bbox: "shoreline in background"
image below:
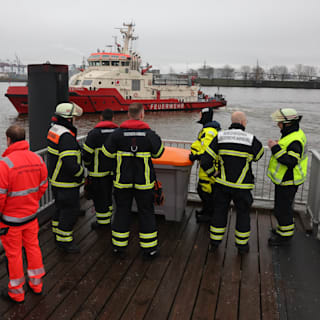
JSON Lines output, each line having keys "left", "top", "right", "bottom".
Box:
{"left": 2, "top": 76, "right": 320, "bottom": 90}
{"left": 197, "top": 78, "right": 320, "bottom": 89}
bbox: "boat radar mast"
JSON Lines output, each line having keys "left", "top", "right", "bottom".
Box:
{"left": 119, "top": 23, "right": 138, "bottom": 55}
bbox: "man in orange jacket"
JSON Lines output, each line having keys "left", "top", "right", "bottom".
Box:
{"left": 0, "top": 125, "right": 48, "bottom": 303}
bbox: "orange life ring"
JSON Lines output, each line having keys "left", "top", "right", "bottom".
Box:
{"left": 133, "top": 93, "right": 138, "bottom": 98}
{"left": 191, "top": 91, "right": 195, "bottom": 96}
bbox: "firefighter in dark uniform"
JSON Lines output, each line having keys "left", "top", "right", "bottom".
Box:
{"left": 267, "top": 108, "right": 308, "bottom": 246}
{"left": 83, "top": 109, "right": 118, "bottom": 229}
{"left": 102, "top": 103, "right": 164, "bottom": 259}
{"left": 201, "top": 111, "right": 264, "bottom": 254}
{"left": 189, "top": 107, "right": 221, "bottom": 223}
{"left": 47, "top": 102, "right": 84, "bottom": 253}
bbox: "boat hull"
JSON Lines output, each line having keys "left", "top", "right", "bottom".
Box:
{"left": 5, "top": 86, "right": 227, "bottom": 114}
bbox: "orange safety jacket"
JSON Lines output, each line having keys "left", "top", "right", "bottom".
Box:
{"left": 0, "top": 140, "right": 48, "bottom": 226}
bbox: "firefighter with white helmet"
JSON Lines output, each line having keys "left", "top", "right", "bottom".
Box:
{"left": 267, "top": 108, "right": 308, "bottom": 246}
{"left": 47, "top": 102, "right": 84, "bottom": 253}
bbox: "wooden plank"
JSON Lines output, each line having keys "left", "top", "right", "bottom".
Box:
{"left": 215, "top": 209, "right": 241, "bottom": 320}
{"left": 169, "top": 222, "right": 209, "bottom": 319}
{"left": 71, "top": 221, "right": 143, "bottom": 320}
{"left": 239, "top": 211, "right": 261, "bottom": 320}
{"left": 119, "top": 207, "right": 194, "bottom": 320}
{"left": 191, "top": 218, "right": 229, "bottom": 320}
{"left": 143, "top": 208, "right": 200, "bottom": 320}
{"left": 258, "top": 213, "right": 280, "bottom": 320}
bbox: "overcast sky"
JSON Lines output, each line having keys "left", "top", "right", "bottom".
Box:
{"left": 1, "top": 0, "right": 320, "bottom": 73}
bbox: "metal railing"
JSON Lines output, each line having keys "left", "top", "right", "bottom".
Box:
{"left": 36, "top": 137, "right": 311, "bottom": 214}
{"left": 306, "top": 150, "right": 320, "bottom": 238}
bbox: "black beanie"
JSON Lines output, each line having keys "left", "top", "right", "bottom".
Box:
{"left": 198, "top": 107, "right": 213, "bottom": 125}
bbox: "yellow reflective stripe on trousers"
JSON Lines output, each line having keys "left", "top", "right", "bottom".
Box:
{"left": 96, "top": 211, "right": 112, "bottom": 218}
{"left": 139, "top": 231, "right": 158, "bottom": 239}
{"left": 140, "top": 240, "right": 158, "bottom": 248}
{"left": 210, "top": 226, "right": 226, "bottom": 233}
{"left": 235, "top": 230, "right": 250, "bottom": 238}
{"left": 278, "top": 224, "right": 295, "bottom": 231}
{"left": 210, "top": 233, "right": 224, "bottom": 240}
{"left": 112, "top": 230, "right": 130, "bottom": 238}
{"left": 276, "top": 229, "right": 294, "bottom": 237}
{"left": 55, "top": 229, "right": 73, "bottom": 236}
{"left": 56, "top": 235, "right": 73, "bottom": 242}
{"left": 112, "top": 239, "right": 128, "bottom": 247}
{"left": 235, "top": 237, "right": 249, "bottom": 245}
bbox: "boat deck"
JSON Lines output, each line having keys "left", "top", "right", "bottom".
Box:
{"left": 0, "top": 201, "right": 319, "bottom": 320}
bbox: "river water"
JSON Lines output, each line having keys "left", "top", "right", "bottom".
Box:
{"left": 0, "top": 82, "right": 319, "bottom": 154}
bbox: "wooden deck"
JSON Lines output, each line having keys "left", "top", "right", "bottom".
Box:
{"left": 0, "top": 200, "right": 308, "bottom": 320}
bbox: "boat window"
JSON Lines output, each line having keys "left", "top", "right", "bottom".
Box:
{"left": 102, "top": 61, "right": 110, "bottom": 66}
{"left": 132, "top": 80, "right": 140, "bottom": 91}
{"left": 71, "top": 79, "right": 81, "bottom": 85}
{"left": 82, "top": 80, "right": 93, "bottom": 86}
{"left": 121, "top": 62, "right": 126, "bottom": 66}
{"left": 111, "top": 61, "right": 119, "bottom": 66}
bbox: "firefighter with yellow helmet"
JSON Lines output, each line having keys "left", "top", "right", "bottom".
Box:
{"left": 47, "top": 102, "right": 84, "bottom": 253}
{"left": 267, "top": 108, "right": 308, "bottom": 246}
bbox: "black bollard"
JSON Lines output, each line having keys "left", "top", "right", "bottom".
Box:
{"left": 28, "top": 63, "right": 69, "bottom": 152}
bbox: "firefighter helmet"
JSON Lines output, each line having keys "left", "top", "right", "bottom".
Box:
{"left": 271, "top": 108, "right": 300, "bottom": 123}
{"left": 55, "top": 102, "right": 83, "bottom": 118}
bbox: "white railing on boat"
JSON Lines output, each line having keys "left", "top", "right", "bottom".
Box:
{"left": 36, "top": 137, "right": 318, "bottom": 234}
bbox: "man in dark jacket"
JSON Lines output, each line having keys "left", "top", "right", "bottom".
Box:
{"left": 47, "top": 102, "right": 84, "bottom": 253}
{"left": 201, "top": 111, "right": 264, "bottom": 255}
{"left": 0, "top": 125, "right": 47, "bottom": 303}
{"left": 102, "top": 103, "right": 164, "bottom": 259}
{"left": 83, "top": 109, "right": 118, "bottom": 229}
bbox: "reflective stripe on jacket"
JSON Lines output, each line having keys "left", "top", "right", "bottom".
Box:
{"left": 83, "top": 121, "right": 118, "bottom": 177}
{"left": 47, "top": 123, "right": 84, "bottom": 188}
{"left": 201, "top": 124, "right": 264, "bottom": 189}
{"left": 103, "top": 119, "right": 164, "bottom": 190}
{"left": 268, "top": 129, "right": 308, "bottom": 185}
{"left": 0, "top": 140, "right": 48, "bottom": 226}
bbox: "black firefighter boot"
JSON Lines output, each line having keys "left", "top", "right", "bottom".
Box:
{"left": 57, "top": 241, "right": 81, "bottom": 254}
{"left": 268, "top": 233, "right": 292, "bottom": 246}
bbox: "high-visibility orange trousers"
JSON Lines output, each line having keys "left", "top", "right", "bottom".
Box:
{"left": 0, "top": 219, "right": 45, "bottom": 302}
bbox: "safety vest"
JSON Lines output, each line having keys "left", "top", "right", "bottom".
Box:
{"left": 47, "top": 124, "right": 84, "bottom": 188}
{"left": 268, "top": 129, "right": 308, "bottom": 186}
{"left": 191, "top": 126, "right": 219, "bottom": 192}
